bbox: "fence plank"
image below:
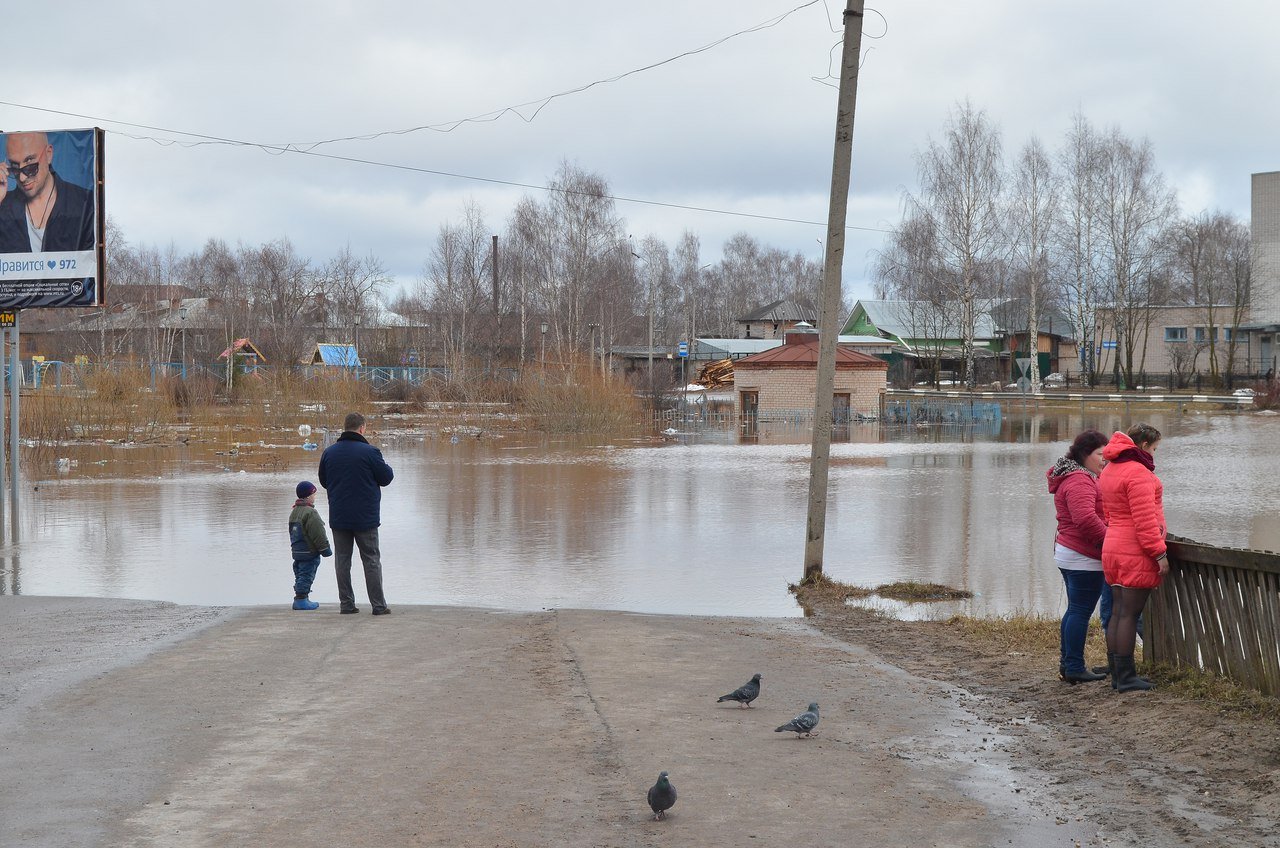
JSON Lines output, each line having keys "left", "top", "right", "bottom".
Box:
{"left": 1257, "top": 571, "right": 1280, "bottom": 696}
{"left": 1155, "top": 540, "right": 1280, "bottom": 696}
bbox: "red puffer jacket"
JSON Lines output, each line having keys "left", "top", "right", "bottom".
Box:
{"left": 1098, "top": 431, "right": 1167, "bottom": 588}
{"left": 1046, "top": 461, "right": 1107, "bottom": 560}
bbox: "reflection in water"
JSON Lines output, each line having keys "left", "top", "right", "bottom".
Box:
{"left": 11, "top": 410, "right": 1279, "bottom": 618}
{"left": 0, "top": 549, "right": 17, "bottom": 595}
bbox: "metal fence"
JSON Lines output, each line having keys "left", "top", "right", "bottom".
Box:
{"left": 883, "top": 396, "right": 1002, "bottom": 428}
{"left": 1149, "top": 536, "right": 1280, "bottom": 696}
{"left": 24, "top": 361, "right": 524, "bottom": 391}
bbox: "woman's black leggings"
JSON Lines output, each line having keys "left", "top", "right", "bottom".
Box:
{"left": 1106, "top": 585, "right": 1151, "bottom": 656}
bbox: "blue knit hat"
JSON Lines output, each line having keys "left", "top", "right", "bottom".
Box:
{"left": 296, "top": 480, "right": 317, "bottom": 498}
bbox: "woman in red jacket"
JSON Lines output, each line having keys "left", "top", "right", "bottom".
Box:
{"left": 1099, "top": 423, "right": 1169, "bottom": 692}
{"left": 1046, "top": 429, "right": 1110, "bottom": 684}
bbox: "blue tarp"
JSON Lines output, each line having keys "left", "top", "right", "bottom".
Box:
{"left": 314, "top": 344, "right": 361, "bottom": 367}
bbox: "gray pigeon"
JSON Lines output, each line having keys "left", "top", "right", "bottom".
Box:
{"left": 775, "top": 702, "right": 820, "bottom": 737}
{"left": 717, "top": 673, "right": 762, "bottom": 708}
{"left": 647, "top": 771, "right": 677, "bottom": 820}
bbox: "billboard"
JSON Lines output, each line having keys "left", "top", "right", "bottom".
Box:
{"left": 0, "top": 127, "right": 104, "bottom": 308}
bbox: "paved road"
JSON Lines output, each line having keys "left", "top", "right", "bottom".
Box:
{"left": 1, "top": 597, "right": 1090, "bottom": 847}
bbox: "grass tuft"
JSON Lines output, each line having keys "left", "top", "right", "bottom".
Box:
{"left": 877, "top": 581, "right": 973, "bottom": 601}
{"left": 790, "top": 576, "right": 971, "bottom": 605}
{"left": 1145, "top": 663, "right": 1280, "bottom": 721}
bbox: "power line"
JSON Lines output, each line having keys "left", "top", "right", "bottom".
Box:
{"left": 1, "top": 2, "right": 826, "bottom": 153}
{"left": 0, "top": 0, "right": 894, "bottom": 235}
{"left": 0, "top": 103, "right": 892, "bottom": 234}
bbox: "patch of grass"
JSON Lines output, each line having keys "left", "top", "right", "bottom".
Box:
{"left": 942, "top": 612, "right": 1062, "bottom": 654}
{"left": 790, "top": 576, "right": 971, "bottom": 605}
{"left": 877, "top": 581, "right": 972, "bottom": 602}
{"left": 1146, "top": 663, "right": 1280, "bottom": 721}
{"left": 789, "top": 575, "right": 873, "bottom": 604}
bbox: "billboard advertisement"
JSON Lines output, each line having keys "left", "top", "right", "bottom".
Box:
{"left": 0, "top": 127, "right": 104, "bottom": 308}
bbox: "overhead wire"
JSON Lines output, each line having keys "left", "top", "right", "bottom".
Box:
{"left": 0, "top": 103, "right": 893, "bottom": 234}
{"left": 0, "top": 0, "right": 894, "bottom": 234}
{"left": 2, "top": 1, "right": 828, "bottom": 153}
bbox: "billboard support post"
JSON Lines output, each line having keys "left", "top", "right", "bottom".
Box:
{"left": 9, "top": 312, "right": 17, "bottom": 542}
{"left": 0, "top": 127, "right": 106, "bottom": 542}
{"left": 0, "top": 326, "right": 6, "bottom": 545}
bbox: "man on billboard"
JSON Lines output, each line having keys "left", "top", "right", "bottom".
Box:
{"left": 0, "top": 131, "right": 95, "bottom": 253}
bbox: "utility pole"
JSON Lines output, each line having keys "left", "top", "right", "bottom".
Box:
{"left": 631, "top": 250, "right": 653, "bottom": 393}
{"left": 803, "top": 0, "right": 866, "bottom": 583}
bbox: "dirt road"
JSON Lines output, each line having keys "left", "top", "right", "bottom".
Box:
{"left": 4, "top": 595, "right": 1264, "bottom": 846}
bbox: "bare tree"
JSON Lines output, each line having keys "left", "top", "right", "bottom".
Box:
{"left": 244, "top": 238, "right": 314, "bottom": 366}
{"left": 907, "top": 101, "right": 1007, "bottom": 387}
{"left": 1095, "top": 129, "right": 1177, "bottom": 387}
{"left": 319, "top": 245, "right": 391, "bottom": 342}
{"left": 1009, "top": 136, "right": 1059, "bottom": 391}
{"left": 1174, "top": 212, "right": 1251, "bottom": 386}
{"left": 423, "top": 202, "right": 493, "bottom": 373}
{"left": 1054, "top": 113, "right": 1106, "bottom": 385}
{"left": 672, "top": 231, "right": 704, "bottom": 345}
{"left": 1166, "top": 339, "right": 1207, "bottom": 388}
{"left": 875, "top": 213, "right": 956, "bottom": 385}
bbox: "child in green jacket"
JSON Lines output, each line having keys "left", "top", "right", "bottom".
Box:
{"left": 289, "top": 481, "right": 333, "bottom": 610}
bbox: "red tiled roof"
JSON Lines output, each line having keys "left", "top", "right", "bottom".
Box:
{"left": 735, "top": 338, "right": 887, "bottom": 369}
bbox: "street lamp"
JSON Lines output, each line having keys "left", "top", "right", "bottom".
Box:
{"left": 631, "top": 250, "right": 653, "bottom": 392}
{"left": 587, "top": 322, "right": 601, "bottom": 376}
{"left": 178, "top": 306, "right": 188, "bottom": 377}
{"left": 540, "top": 321, "right": 548, "bottom": 369}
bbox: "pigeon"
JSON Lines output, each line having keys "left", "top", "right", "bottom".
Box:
{"left": 647, "top": 771, "right": 677, "bottom": 820}
{"left": 717, "top": 673, "right": 762, "bottom": 708}
{"left": 775, "top": 702, "right": 820, "bottom": 737}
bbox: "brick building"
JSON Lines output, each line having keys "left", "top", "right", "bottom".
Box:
{"left": 733, "top": 329, "right": 887, "bottom": 427}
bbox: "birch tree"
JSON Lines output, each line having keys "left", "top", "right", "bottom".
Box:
{"left": 1009, "top": 136, "right": 1059, "bottom": 391}
{"left": 1095, "top": 130, "right": 1178, "bottom": 387}
{"left": 908, "top": 101, "right": 1006, "bottom": 387}
{"left": 1054, "top": 114, "right": 1106, "bottom": 385}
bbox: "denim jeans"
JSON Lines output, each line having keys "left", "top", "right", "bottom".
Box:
{"left": 293, "top": 554, "right": 321, "bottom": 597}
{"left": 1059, "top": 568, "right": 1106, "bottom": 675}
{"left": 1099, "top": 582, "right": 1113, "bottom": 632}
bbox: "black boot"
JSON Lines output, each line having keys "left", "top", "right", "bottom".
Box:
{"left": 1060, "top": 667, "right": 1107, "bottom": 684}
{"left": 1113, "top": 655, "right": 1152, "bottom": 692}
{"left": 1091, "top": 652, "right": 1115, "bottom": 679}
{"left": 1099, "top": 652, "right": 1117, "bottom": 689}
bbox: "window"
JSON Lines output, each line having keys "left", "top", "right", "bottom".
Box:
{"left": 1165, "top": 327, "right": 1187, "bottom": 342}
{"left": 1194, "top": 326, "right": 1217, "bottom": 343}
{"left": 1224, "top": 327, "right": 1234, "bottom": 342}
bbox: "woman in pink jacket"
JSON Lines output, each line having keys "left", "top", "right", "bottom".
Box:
{"left": 1099, "top": 423, "right": 1169, "bottom": 693}
{"left": 1046, "top": 429, "right": 1110, "bottom": 684}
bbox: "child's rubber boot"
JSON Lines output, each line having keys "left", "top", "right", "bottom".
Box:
{"left": 292, "top": 597, "right": 319, "bottom": 611}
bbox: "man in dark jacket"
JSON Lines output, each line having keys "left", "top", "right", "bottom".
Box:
{"left": 318, "top": 412, "right": 395, "bottom": 615}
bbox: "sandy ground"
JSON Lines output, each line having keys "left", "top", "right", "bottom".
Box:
{"left": 1, "top": 596, "right": 1276, "bottom": 847}
{"left": 799, "top": 594, "right": 1280, "bottom": 848}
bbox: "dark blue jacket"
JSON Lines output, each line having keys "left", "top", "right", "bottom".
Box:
{"left": 318, "top": 431, "right": 394, "bottom": 531}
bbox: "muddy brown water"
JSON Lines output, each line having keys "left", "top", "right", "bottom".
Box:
{"left": 2, "top": 409, "right": 1275, "bottom": 617}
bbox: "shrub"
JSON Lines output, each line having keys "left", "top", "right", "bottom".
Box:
{"left": 518, "top": 365, "right": 641, "bottom": 435}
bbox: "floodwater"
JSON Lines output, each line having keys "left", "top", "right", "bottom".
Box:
{"left": 2, "top": 408, "right": 1277, "bottom": 618}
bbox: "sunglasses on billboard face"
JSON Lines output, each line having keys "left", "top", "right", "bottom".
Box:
{"left": 7, "top": 163, "right": 40, "bottom": 179}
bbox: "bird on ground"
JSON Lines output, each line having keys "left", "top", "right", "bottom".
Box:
{"left": 717, "top": 673, "right": 762, "bottom": 708}
{"left": 775, "top": 702, "right": 820, "bottom": 737}
{"left": 647, "top": 771, "right": 677, "bottom": 820}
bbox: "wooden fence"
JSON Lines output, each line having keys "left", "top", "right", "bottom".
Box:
{"left": 1148, "top": 535, "right": 1280, "bottom": 696}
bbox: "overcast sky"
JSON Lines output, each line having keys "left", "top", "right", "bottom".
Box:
{"left": 3, "top": 1, "right": 1275, "bottom": 305}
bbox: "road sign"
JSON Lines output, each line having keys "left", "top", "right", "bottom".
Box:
{"left": 1101, "top": 340, "right": 1117, "bottom": 350}
{"left": 677, "top": 341, "right": 689, "bottom": 358}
